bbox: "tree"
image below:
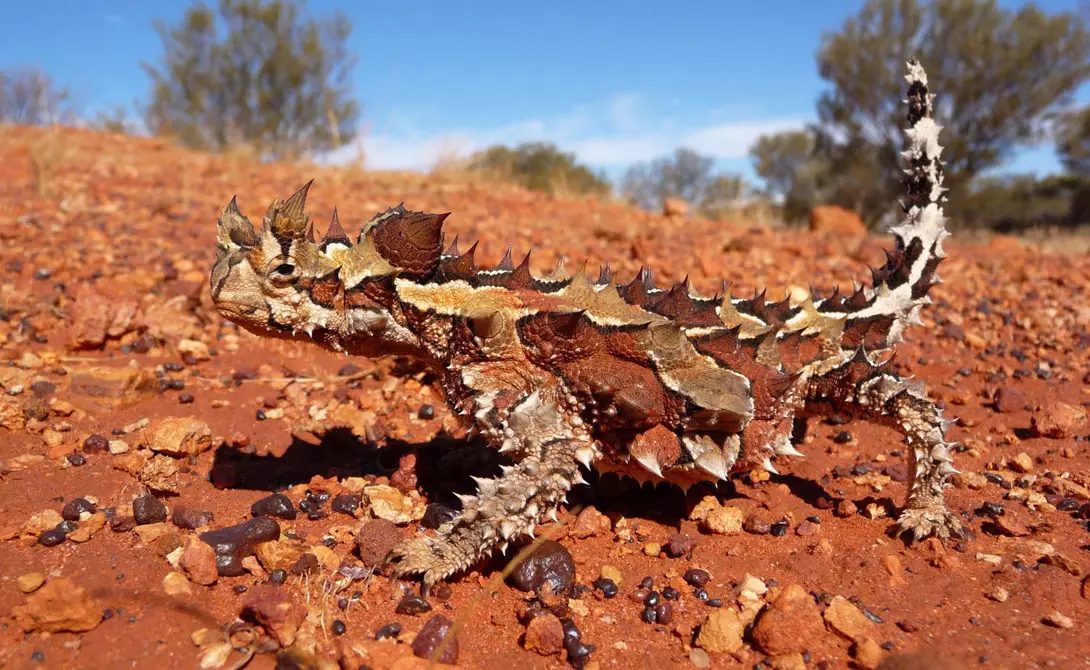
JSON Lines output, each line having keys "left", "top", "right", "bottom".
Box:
{"left": 748, "top": 130, "right": 827, "bottom": 223}
{"left": 467, "top": 142, "right": 612, "bottom": 197}
{"left": 142, "top": 0, "right": 359, "bottom": 160}
{"left": 1057, "top": 104, "right": 1090, "bottom": 177}
{"left": 0, "top": 67, "right": 73, "bottom": 126}
{"left": 813, "top": 0, "right": 1090, "bottom": 226}
{"left": 621, "top": 147, "right": 717, "bottom": 212}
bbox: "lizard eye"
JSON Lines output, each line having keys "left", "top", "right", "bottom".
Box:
{"left": 267, "top": 261, "right": 299, "bottom": 285}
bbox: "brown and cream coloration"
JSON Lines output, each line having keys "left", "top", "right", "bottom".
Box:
{"left": 210, "top": 60, "right": 962, "bottom": 585}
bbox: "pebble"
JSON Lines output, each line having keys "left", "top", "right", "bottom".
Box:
{"left": 375, "top": 622, "right": 401, "bottom": 640}
{"left": 664, "top": 533, "right": 696, "bottom": 557}
{"left": 62, "top": 498, "right": 96, "bottom": 521}
{"left": 330, "top": 493, "right": 362, "bottom": 516}
{"left": 198, "top": 517, "right": 282, "bottom": 576}
{"left": 599, "top": 564, "right": 623, "bottom": 587}
{"left": 250, "top": 493, "right": 297, "bottom": 520}
{"left": 695, "top": 609, "right": 744, "bottom": 654}
{"left": 420, "top": 503, "right": 458, "bottom": 529}
{"left": 83, "top": 434, "right": 109, "bottom": 454}
{"left": 17, "top": 572, "right": 46, "bottom": 593}
{"left": 356, "top": 519, "right": 401, "bottom": 570}
{"left": 38, "top": 526, "right": 68, "bottom": 546}
{"left": 132, "top": 494, "right": 167, "bottom": 525}
{"left": 751, "top": 584, "right": 825, "bottom": 654}
{"left": 592, "top": 578, "right": 618, "bottom": 598}
{"left": 171, "top": 507, "right": 214, "bottom": 530}
{"left": 507, "top": 540, "right": 575, "bottom": 595}
{"left": 289, "top": 553, "right": 319, "bottom": 575}
{"left": 142, "top": 416, "right": 212, "bottom": 457}
{"left": 395, "top": 593, "right": 432, "bottom": 616}
{"left": 66, "top": 453, "right": 87, "bottom": 467}
{"left": 180, "top": 537, "right": 219, "bottom": 585}
{"left": 570, "top": 506, "right": 611, "bottom": 538}
{"left": 1044, "top": 611, "right": 1074, "bottom": 629}
{"left": 684, "top": 568, "right": 711, "bottom": 588}
{"left": 744, "top": 514, "right": 771, "bottom": 534}
{"left": 331, "top": 619, "right": 346, "bottom": 635}
{"left": 824, "top": 596, "right": 877, "bottom": 643}
{"left": 411, "top": 614, "right": 459, "bottom": 664}
{"left": 524, "top": 612, "right": 564, "bottom": 655}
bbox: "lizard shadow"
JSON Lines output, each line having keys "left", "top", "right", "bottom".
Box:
{"left": 208, "top": 427, "right": 512, "bottom": 508}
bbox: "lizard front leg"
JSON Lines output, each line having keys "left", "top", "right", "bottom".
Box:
{"left": 387, "top": 361, "right": 595, "bottom": 586}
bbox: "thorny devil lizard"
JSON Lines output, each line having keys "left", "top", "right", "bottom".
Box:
{"left": 210, "top": 60, "right": 963, "bottom": 586}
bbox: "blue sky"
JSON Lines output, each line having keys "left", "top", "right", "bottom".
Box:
{"left": 4, "top": 0, "right": 1087, "bottom": 182}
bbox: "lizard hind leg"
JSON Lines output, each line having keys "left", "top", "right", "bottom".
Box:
{"left": 811, "top": 368, "right": 963, "bottom": 541}
{"left": 386, "top": 436, "right": 586, "bottom": 586}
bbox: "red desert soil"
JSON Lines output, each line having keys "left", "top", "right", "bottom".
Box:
{"left": 1, "top": 126, "right": 1089, "bottom": 670}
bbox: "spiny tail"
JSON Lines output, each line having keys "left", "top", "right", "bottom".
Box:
{"left": 816, "top": 59, "right": 950, "bottom": 348}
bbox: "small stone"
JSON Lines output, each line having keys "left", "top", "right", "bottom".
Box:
{"left": 330, "top": 493, "right": 362, "bottom": 516}
{"left": 83, "top": 434, "right": 109, "bottom": 453}
{"left": 250, "top": 493, "right": 297, "bottom": 520}
{"left": 744, "top": 514, "right": 771, "bottom": 534}
{"left": 702, "top": 506, "right": 744, "bottom": 535}
{"left": 61, "top": 498, "right": 96, "bottom": 522}
{"left": 411, "top": 613, "right": 458, "bottom": 664}
{"left": 162, "top": 571, "right": 195, "bottom": 596}
{"left": 133, "top": 494, "right": 167, "bottom": 525}
{"left": 824, "top": 595, "right": 876, "bottom": 643}
{"left": 241, "top": 585, "right": 305, "bottom": 647}
{"left": 180, "top": 537, "right": 219, "bottom": 585}
{"left": 364, "top": 484, "right": 415, "bottom": 524}
{"left": 689, "top": 648, "right": 711, "bottom": 668}
{"left": 643, "top": 542, "right": 662, "bottom": 557}
{"left": 395, "top": 594, "right": 432, "bottom": 616}
{"left": 664, "top": 533, "right": 696, "bottom": 558}
{"left": 420, "top": 503, "right": 458, "bottom": 529}
{"left": 1009, "top": 452, "right": 1034, "bottom": 474}
{"left": 794, "top": 520, "right": 818, "bottom": 536}
{"left": 752, "top": 584, "right": 825, "bottom": 654}
{"left": 836, "top": 500, "right": 857, "bottom": 518}
{"left": 507, "top": 540, "right": 575, "bottom": 595}
{"left": 985, "top": 586, "right": 1009, "bottom": 602}
{"left": 331, "top": 619, "right": 346, "bottom": 635}
{"left": 199, "top": 517, "right": 282, "bottom": 576}
{"left": 17, "top": 572, "right": 46, "bottom": 594}
{"left": 993, "top": 387, "right": 1025, "bottom": 414}
{"left": 992, "top": 514, "right": 1030, "bottom": 537}
{"left": 172, "top": 507, "right": 214, "bottom": 530}
{"left": 375, "top": 622, "right": 401, "bottom": 640}
{"left": 853, "top": 637, "right": 884, "bottom": 670}
{"left": 524, "top": 612, "right": 564, "bottom": 655}
{"left": 695, "top": 609, "right": 744, "bottom": 654}
{"left": 1044, "top": 611, "right": 1074, "bottom": 629}
{"left": 357, "top": 519, "right": 401, "bottom": 571}
{"left": 65, "top": 453, "right": 87, "bottom": 467}
{"left": 38, "top": 527, "right": 68, "bottom": 547}
{"left": 23, "top": 509, "right": 64, "bottom": 537}
{"left": 684, "top": 568, "right": 710, "bottom": 588}
{"left": 12, "top": 578, "right": 103, "bottom": 633}
{"left": 571, "top": 506, "right": 611, "bottom": 538}
{"left": 738, "top": 574, "right": 768, "bottom": 596}
{"left": 289, "top": 553, "right": 319, "bottom": 575}
{"left": 1032, "top": 402, "right": 1087, "bottom": 439}
{"left": 142, "top": 417, "right": 213, "bottom": 457}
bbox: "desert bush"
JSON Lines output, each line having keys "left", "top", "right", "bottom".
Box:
{"left": 0, "top": 67, "right": 73, "bottom": 126}
{"left": 620, "top": 147, "right": 750, "bottom": 218}
{"left": 466, "top": 142, "right": 612, "bottom": 197}
{"left": 142, "top": 0, "right": 359, "bottom": 161}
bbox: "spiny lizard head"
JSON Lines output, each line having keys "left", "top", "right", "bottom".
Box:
{"left": 210, "top": 180, "right": 449, "bottom": 351}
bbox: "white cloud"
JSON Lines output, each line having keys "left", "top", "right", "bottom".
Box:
{"left": 320, "top": 92, "right": 808, "bottom": 172}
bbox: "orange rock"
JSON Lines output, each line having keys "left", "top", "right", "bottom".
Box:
{"left": 12, "top": 578, "right": 103, "bottom": 633}
{"left": 809, "top": 205, "right": 867, "bottom": 237}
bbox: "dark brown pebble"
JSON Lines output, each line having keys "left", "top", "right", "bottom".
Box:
{"left": 133, "top": 494, "right": 167, "bottom": 525}
{"left": 65, "top": 453, "right": 87, "bottom": 467}
{"left": 417, "top": 404, "right": 435, "bottom": 420}
{"left": 250, "top": 493, "right": 297, "bottom": 520}
{"left": 630, "top": 588, "right": 650, "bottom": 603}
{"left": 592, "top": 578, "right": 618, "bottom": 598}
{"left": 770, "top": 520, "right": 789, "bottom": 536}
{"left": 269, "top": 569, "right": 286, "bottom": 584}
{"left": 172, "top": 507, "right": 214, "bottom": 529}
{"left": 654, "top": 601, "right": 674, "bottom": 624}
{"left": 290, "top": 553, "right": 319, "bottom": 575}
{"left": 706, "top": 598, "right": 723, "bottom": 607}
{"left": 375, "top": 622, "right": 401, "bottom": 640}
{"left": 411, "top": 614, "right": 458, "bottom": 664}
{"left": 683, "top": 569, "right": 710, "bottom": 588}
{"left": 993, "top": 387, "right": 1025, "bottom": 414}
{"left": 638, "top": 576, "right": 654, "bottom": 589}
{"left": 640, "top": 607, "right": 657, "bottom": 623}
{"left": 30, "top": 380, "right": 56, "bottom": 397}
{"left": 431, "top": 583, "right": 453, "bottom": 602}
{"left": 178, "top": 394, "right": 194, "bottom": 404}
{"left": 83, "top": 434, "right": 109, "bottom": 453}
{"left": 330, "top": 494, "right": 361, "bottom": 516}
{"left": 420, "top": 503, "right": 458, "bottom": 530}
{"left": 337, "top": 363, "right": 363, "bottom": 376}
{"left": 38, "top": 526, "right": 67, "bottom": 546}
{"left": 395, "top": 594, "right": 432, "bottom": 616}
{"left": 662, "top": 586, "right": 679, "bottom": 600}
{"left": 664, "top": 533, "right": 695, "bottom": 558}
{"left": 332, "top": 619, "right": 346, "bottom": 635}
{"left": 62, "top": 497, "right": 96, "bottom": 521}
{"left": 506, "top": 540, "right": 575, "bottom": 595}
{"left": 795, "top": 520, "right": 818, "bottom": 536}
{"left": 199, "top": 517, "right": 282, "bottom": 576}
{"left": 897, "top": 620, "right": 920, "bottom": 633}
{"left": 356, "top": 519, "right": 401, "bottom": 571}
